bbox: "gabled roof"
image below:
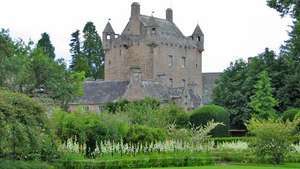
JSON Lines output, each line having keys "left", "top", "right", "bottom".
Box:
{"left": 103, "top": 22, "right": 115, "bottom": 33}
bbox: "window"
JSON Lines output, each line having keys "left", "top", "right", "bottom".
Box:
{"left": 106, "top": 35, "right": 111, "bottom": 40}
{"left": 83, "top": 106, "right": 89, "bottom": 112}
{"left": 196, "top": 64, "right": 198, "bottom": 68}
{"left": 168, "top": 55, "right": 173, "bottom": 67}
{"left": 182, "top": 79, "right": 186, "bottom": 87}
{"left": 197, "top": 36, "right": 201, "bottom": 42}
{"left": 169, "top": 78, "right": 173, "bottom": 88}
{"left": 181, "top": 57, "right": 186, "bottom": 68}
{"left": 151, "top": 28, "right": 156, "bottom": 34}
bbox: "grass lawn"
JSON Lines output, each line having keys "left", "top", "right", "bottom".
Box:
{"left": 141, "top": 163, "right": 300, "bottom": 169}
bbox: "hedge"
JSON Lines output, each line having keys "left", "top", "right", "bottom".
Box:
{"left": 57, "top": 156, "right": 217, "bottom": 169}
{"left": 190, "top": 105, "right": 230, "bottom": 137}
{"left": 0, "top": 160, "right": 56, "bottom": 169}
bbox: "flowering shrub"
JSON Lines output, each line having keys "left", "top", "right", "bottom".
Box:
{"left": 58, "top": 139, "right": 216, "bottom": 156}
{"left": 292, "top": 143, "right": 300, "bottom": 153}
{"left": 247, "top": 118, "right": 300, "bottom": 164}
{"left": 217, "top": 141, "right": 249, "bottom": 151}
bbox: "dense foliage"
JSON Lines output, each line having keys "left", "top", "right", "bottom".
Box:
{"left": 0, "top": 90, "right": 57, "bottom": 160}
{"left": 247, "top": 118, "right": 300, "bottom": 164}
{"left": 249, "top": 71, "right": 278, "bottom": 119}
{"left": 0, "top": 29, "right": 85, "bottom": 110}
{"left": 282, "top": 108, "right": 300, "bottom": 122}
{"left": 37, "top": 33, "right": 56, "bottom": 60}
{"left": 69, "top": 22, "right": 105, "bottom": 79}
{"left": 190, "top": 105, "right": 229, "bottom": 137}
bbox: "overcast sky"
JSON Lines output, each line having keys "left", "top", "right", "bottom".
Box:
{"left": 0, "top": 0, "right": 292, "bottom": 72}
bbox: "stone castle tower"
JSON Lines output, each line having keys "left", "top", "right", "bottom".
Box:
{"left": 102, "top": 2, "right": 204, "bottom": 96}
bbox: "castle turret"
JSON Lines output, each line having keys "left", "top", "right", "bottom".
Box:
{"left": 166, "top": 8, "right": 173, "bottom": 23}
{"left": 102, "top": 21, "right": 115, "bottom": 50}
{"left": 192, "top": 24, "right": 204, "bottom": 51}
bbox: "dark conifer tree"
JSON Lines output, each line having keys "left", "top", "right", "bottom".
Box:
{"left": 37, "top": 32, "right": 55, "bottom": 59}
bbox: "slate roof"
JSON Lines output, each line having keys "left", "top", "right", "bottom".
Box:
{"left": 75, "top": 80, "right": 129, "bottom": 104}
{"left": 193, "top": 24, "right": 204, "bottom": 36}
{"left": 139, "top": 15, "right": 184, "bottom": 38}
{"left": 103, "top": 22, "right": 115, "bottom": 33}
{"left": 141, "top": 81, "right": 170, "bottom": 101}
{"left": 72, "top": 79, "right": 203, "bottom": 108}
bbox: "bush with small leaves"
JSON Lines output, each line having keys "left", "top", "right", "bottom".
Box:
{"left": 190, "top": 105, "right": 229, "bottom": 137}
{"left": 247, "top": 118, "right": 300, "bottom": 164}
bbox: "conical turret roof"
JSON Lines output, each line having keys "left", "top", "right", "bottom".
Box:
{"left": 192, "top": 24, "right": 203, "bottom": 36}
{"left": 103, "top": 22, "right": 115, "bottom": 33}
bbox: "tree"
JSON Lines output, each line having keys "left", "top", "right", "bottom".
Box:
{"left": 0, "top": 89, "right": 57, "bottom": 160}
{"left": 69, "top": 30, "right": 84, "bottom": 72}
{"left": 82, "top": 22, "right": 105, "bottom": 79}
{"left": 249, "top": 71, "right": 278, "bottom": 119}
{"left": 37, "top": 32, "right": 55, "bottom": 59}
{"left": 0, "top": 29, "right": 14, "bottom": 63}
{"left": 212, "top": 49, "right": 290, "bottom": 128}
{"left": 213, "top": 59, "right": 250, "bottom": 129}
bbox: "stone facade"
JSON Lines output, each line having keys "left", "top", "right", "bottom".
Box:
{"left": 69, "top": 2, "right": 221, "bottom": 112}
{"left": 103, "top": 2, "right": 204, "bottom": 96}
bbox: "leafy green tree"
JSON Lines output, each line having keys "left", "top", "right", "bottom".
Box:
{"left": 37, "top": 32, "right": 55, "bottom": 59}
{"left": 249, "top": 71, "right": 278, "bottom": 119}
{"left": 267, "top": 1, "right": 300, "bottom": 109}
{"left": 0, "top": 29, "right": 14, "bottom": 63}
{"left": 0, "top": 89, "right": 57, "bottom": 160}
{"left": 213, "top": 59, "right": 250, "bottom": 129}
{"left": 82, "top": 22, "right": 105, "bottom": 79}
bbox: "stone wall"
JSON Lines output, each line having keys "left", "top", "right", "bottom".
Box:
{"left": 202, "top": 72, "right": 221, "bottom": 104}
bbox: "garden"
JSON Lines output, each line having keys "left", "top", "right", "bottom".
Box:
{"left": 1, "top": 0, "right": 300, "bottom": 168}
{"left": 0, "top": 86, "right": 300, "bottom": 169}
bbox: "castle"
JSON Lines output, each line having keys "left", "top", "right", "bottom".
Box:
{"left": 69, "top": 2, "right": 220, "bottom": 112}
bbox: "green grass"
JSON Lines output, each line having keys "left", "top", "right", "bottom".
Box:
{"left": 141, "top": 163, "right": 300, "bottom": 169}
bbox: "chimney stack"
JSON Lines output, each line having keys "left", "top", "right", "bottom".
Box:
{"left": 131, "top": 2, "right": 140, "bottom": 18}
{"left": 166, "top": 8, "right": 173, "bottom": 23}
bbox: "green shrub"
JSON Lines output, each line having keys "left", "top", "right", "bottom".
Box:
{"left": 247, "top": 118, "right": 300, "bottom": 164}
{"left": 0, "top": 89, "right": 57, "bottom": 160}
{"left": 0, "top": 160, "right": 56, "bottom": 169}
{"left": 159, "top": 104, "right": 189, "bottom": 128}
{"left": 190, "top": 105, "right": 229, "bottom": 137}
{"left": 282, "top": 108, "right": 300, "bottom": 122}
{"left": 58, "top": 154, "right": 216, "bottom": 169}
{"left": 52, "top": 109, "right": 129, "bottom": 157}
{"left": 124, "top": 125, "right": 166, "bottom": 145}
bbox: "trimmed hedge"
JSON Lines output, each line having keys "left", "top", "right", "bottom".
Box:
{"left": 0, "top": 160, "right": 56, "bottom": 169}
{"left": 190, "top": 105, "right": 230, "bottom": 137}
{"left": 57, "top": 156, "right": 217, "bottom": 169}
